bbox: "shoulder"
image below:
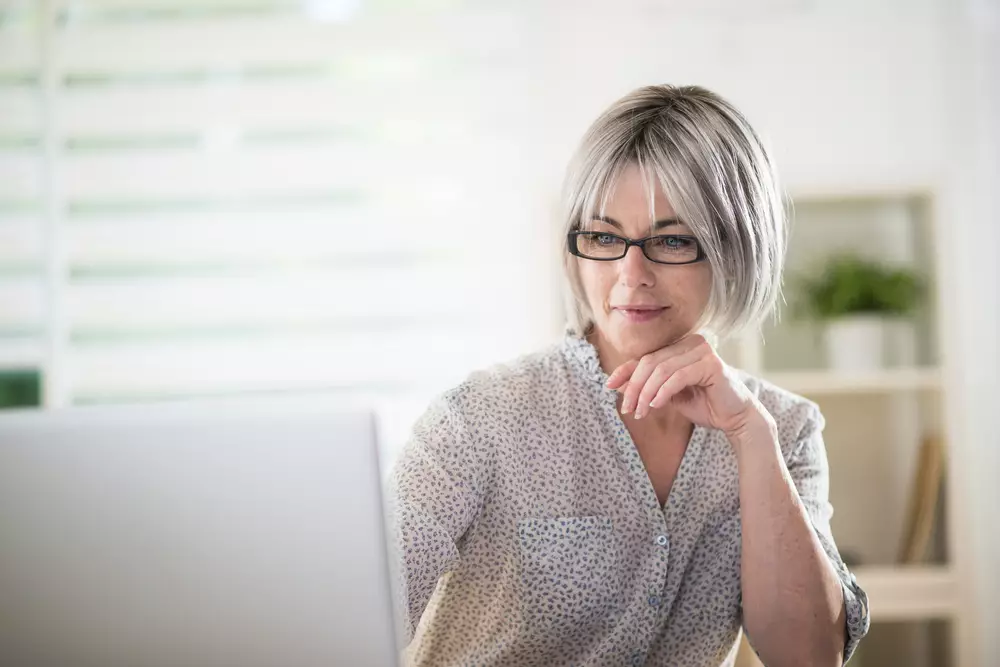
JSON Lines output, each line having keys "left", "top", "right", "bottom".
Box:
{"left": 735, "top": 370, "right": 825, "bottom": 457}
{"left": 416, "top": 342, "right": 573, "bottom": 432}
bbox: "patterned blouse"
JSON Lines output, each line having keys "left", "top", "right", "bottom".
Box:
{"left": 387, "top": 331, "right": 870, "bottom": 666}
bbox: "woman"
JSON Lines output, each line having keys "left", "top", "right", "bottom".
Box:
{"left": 387, "top": 84, "right": 870, "bottom": 667}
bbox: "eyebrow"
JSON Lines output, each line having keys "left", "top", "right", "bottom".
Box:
{"left": 591, "top": 215, "right": 682, "bottom": 231}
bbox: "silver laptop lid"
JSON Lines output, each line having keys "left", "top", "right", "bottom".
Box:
{"left": 0, "top": 395, "right": 399, "bottom": 667}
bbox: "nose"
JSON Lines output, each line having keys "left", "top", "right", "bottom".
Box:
{"left": 618, "top": 244, "right": 655, "bottom": 288}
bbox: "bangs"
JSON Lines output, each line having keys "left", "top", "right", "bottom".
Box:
{"left": 575, "top": 143, "right": 683, "bottom": 237}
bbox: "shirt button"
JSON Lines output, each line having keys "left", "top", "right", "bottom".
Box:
{"left": 631, "top": 652, "right": 644, "bottom": 666}
{"left": 655, "top": 534, "right": 669, "bottom": 547}
{"left": 648, "top": 595, "right": 661, "bottom": 608}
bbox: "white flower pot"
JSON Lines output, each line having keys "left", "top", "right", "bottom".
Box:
{"left": 825, "top": 315, "right": 885, "bottom": 372}
{"left": 884, "top": 319, "right": 918, "bottom": 368}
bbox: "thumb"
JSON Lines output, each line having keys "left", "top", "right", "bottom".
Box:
{"left": 605, "top": 360, "right": 639, "bottom": 389}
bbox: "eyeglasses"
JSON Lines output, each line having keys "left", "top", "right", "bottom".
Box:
{"left": 567, "top": 231, "right": 705, "bottom": 265}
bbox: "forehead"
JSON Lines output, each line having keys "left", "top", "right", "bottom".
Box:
{"left": 603, "top": 164, "right": 676, "bottom": 218}
{"left": 583, "top": 162, "right": 683, "bottom": 231}
{"left": 581, "top": 165, "right": 691, "bottom": 235}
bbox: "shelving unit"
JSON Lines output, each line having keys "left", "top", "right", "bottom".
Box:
{"left": 731, "top": 192, "right": 968, "bottom": 667}
{"left": 762, "top": 368, "right": 942, "bottom": 396}
{"left": 853, "top": 565, "right": 958, "bottom": 622}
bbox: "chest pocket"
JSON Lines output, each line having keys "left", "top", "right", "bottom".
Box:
{"left": 516, "top": 516, "right": 618, "bottom": 636}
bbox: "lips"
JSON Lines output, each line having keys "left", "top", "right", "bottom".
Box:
{"left": 613, "top": 306, "right": 667, "bottom": 323}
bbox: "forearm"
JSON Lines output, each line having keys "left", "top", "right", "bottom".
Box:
{"left": 729, "top": 412, "right": 846, "bottom": 667}
{"left": 387, "top": 431, "right": 481, "bottom": 642}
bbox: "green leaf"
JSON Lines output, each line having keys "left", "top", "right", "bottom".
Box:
{"left": 0, "top": 370, "right": 41, "bottom": 409}
{"left": 793, "top": 255, "right": 923, "bottom": 320}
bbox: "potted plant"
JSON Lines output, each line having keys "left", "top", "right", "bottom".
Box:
{"left": 795, "top": 255, "right": 923, "bottom": 371}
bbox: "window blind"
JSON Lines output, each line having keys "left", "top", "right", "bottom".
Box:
{"left": 0, "top": 0, "right": 539, "bottom": 457}
{"left": 0, "top": 1, "right": 44, "bottom": 376}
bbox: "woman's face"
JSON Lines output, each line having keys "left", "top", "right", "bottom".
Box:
{"left": 577, "top": 164, "right": 712, "bottom": 362}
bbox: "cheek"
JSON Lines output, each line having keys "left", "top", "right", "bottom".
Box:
{"left": 694, "top": 268, "right": 713, "bottom": 308}
{"left": 669, "top": 266, "right": 713, "bottom": 308}
{"left": 578, "top": 264, "right": 612, "bottom": 307}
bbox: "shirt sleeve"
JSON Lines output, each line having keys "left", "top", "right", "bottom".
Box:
{"left": 785, "top": 404, "right": 871, "bottom": 663}
{"left": 384, "top": 392, "right": 485, "bottom": 643}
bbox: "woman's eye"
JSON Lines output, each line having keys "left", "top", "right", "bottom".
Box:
{"left": 596, "top": 234, "right": 616, "bottom": 245}
{"left": 658, "top": 236, "right": 689, "bottom": 249}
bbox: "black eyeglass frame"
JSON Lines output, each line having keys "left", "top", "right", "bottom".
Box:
{"left": 567, "top": 230, "right": 707, "bottom": 265}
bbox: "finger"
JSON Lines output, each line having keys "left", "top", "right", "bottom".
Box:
{"left": 631, "top": 345, "right": 707, "bottom": 418}
{"left": 605, "top": 359, "right": 639, "bottom": 390}
{"left": 662, "top": 332, "right": 708, "bottom": 356}
{"left": 649, "top": 359, "right": 712, "bottom": 408}
{"left": 620, "top": 355, "right": 660, "bottom": 415}
{"left": 632, "top": 365, "right": 671, "bottom": 419}
{"left": 618, "top": 336, "right": 711, "bottom": 414}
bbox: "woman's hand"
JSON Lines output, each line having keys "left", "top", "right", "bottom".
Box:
{"left": 605, "top": 334, "right": 769, "bottom": 440}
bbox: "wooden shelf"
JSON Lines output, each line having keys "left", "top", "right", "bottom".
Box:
{"left": 853, "top": 565, "right": 958, "bottom": 622}
{"left": 735, "top": 564, "right": 956, "bottom": 667}
{"left": 762, "top": 368, "right": 941, "bottom": 395}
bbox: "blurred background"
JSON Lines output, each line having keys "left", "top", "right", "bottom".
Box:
{"left": 0, "top": 0, "right": 996, "bottom": 665}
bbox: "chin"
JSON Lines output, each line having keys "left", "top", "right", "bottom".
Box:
{"left": 609, "top": 322, "right": 681, "bottom": 358}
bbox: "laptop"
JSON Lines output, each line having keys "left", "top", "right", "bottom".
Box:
{"left": 0, "top": 395, "right": 401, "bottom": 667}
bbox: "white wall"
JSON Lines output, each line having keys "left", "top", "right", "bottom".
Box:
{"left": 940, "top": 2, "right": 1000, "bottom": 664}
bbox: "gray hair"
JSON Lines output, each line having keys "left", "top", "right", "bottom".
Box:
{"left": 560, "top": 84, "right": 787, "bottom": 340}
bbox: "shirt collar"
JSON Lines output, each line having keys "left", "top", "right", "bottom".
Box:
{"left": 560, "top": 326, "right": 619, "bottom": 406}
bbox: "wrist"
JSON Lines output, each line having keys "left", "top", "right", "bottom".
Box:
{"left": 724, "top": 404, "right": 778, "bottom": 453}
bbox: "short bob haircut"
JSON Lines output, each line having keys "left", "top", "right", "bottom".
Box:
{"left": 560, "top": 84, "right": 787, "bottom": 340}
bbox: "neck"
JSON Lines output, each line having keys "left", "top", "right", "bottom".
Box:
{"left": 586, "top": 326, "right": 693, "bottom": 437}
{"left": 586, "top": 326, "right": 630, "bottom": 377}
